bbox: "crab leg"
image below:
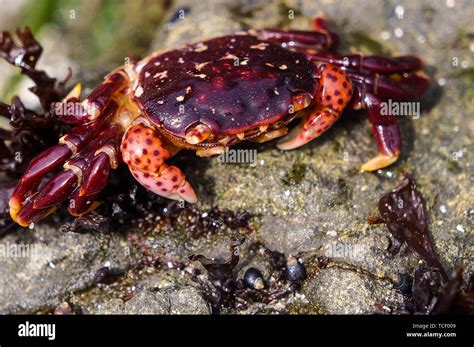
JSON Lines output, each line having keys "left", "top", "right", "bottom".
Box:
{"left": 305, "top": 51, "right": 423, "bottom": 75}
{"left": 347, "top": 71, "right": 431, "bottom": 102}
{"left": 348, "top": 69, "right": 429, "bottom": 170}
{"left": 277, "top": 64, "right": 353, "bottom": 150}
{"left": 59, "top": 69, "right": 128, "bottom": 124}
{"left": 122, "top": 122, "right": 197, "bottom": 203}
{"left": 68, "top": 137, "right": 121, "bottom": 215}
{"left": 347, "top": 70, "right": 428, "bottom": 171}
{"left": 14, "top": 124, "right": 122, "bottom": 225}
{"left": 358, "top": 94, "right": 401, "bottom": 171}
{"left": 9, "top": 102, "right": 120, "bottom": 226}
{"left": 257, "top": 17, "right": 339, "bottom": 50}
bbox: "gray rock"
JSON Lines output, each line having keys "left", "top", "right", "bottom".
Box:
{"left": 301, "top": 267, "right": 402, "bottom": 314}
{"left": 93, "top": 273, "right": 211, "bottom": 315}
{"left": 0, "top": 225, "right": 133, "bottom": 313}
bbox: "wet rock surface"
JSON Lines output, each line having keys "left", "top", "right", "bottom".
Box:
{"left": 0, "top": 0, "right": 472, "bottom": 314}
{"left": 92, "top": 273, "right": 211, "bottom": 315}
{"left": 0, "top": 225, "right": 133, "bottom": 314}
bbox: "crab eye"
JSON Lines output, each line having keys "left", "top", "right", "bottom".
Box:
{"left": 292, "top": 93, "right": 313, "bottom": 112}
{"left": 185, "top": 123, "right": 212, "bottom": 144}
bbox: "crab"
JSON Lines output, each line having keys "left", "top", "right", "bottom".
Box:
{"left": 8, "top": 17, "right": 430, "bottom": 226}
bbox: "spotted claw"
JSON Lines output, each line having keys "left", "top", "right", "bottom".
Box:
{"left": 122, "top": 121, "right": 197, "bottom": 204}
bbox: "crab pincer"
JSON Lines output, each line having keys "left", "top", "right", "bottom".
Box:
{"left": 10, "top": 102, "right": 121, "bottom": 226}
{"left": 121, "top": 123, "right": 197, "bottom": 203}
{"left": 277, "top": 64, "right": 353, "bottom": 150}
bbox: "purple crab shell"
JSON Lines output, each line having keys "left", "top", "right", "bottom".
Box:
{"left": 134, "top": 34, "right": 317, "bottom": 136}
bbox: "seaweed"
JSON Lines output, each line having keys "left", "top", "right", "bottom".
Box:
{"left": 94, "top": 169, "right": 254, "bottom": 237}
{"left": 189, "top": 238, "right": 298, "bottom": 313}
{"left": 93, "top": 266, "right": 125, "bottom": 285}
{"left": 430, "top": 267, "right": 474, "bottom": 314}
{"left": 411, "top": 265, "right": 437, "bottom": 313}
{"left": 370, "top": 173, "right": 473, "bottom": 314}
{"left": 0, "top": 27, "right": 70, "bottom": 177}
{"left": 189, "top": 236, "right": 244, "bottom": 311}
{"left": 60, "top": 214, "right": 111, "bottom": 234}
{"left": 0, "top": 181, "right": 16, "bottom": 236}
{"left": 0, "top": 27, "right": 72, "bottom": 236}
{"left": 397, "top": 266, "right": 474, "bottom": 314}
{"left": 369, "top": 172, "right": 447, "bottom": 279}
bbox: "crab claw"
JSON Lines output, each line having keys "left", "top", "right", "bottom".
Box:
{"left": 9, "top": 143, "right": 73, "bottom": 224}
{"left": 122, "top": 122, "right": 197, "bottom": 204}
{"left": 130, "top": 165, "right": 197, "bottom": 203}
{"left": 9, "top": 101, "right": 122, "bottom": 226}
{"left": 278, "top": 64, "right": 353, "bottom": 150}
{"left": 277, "top": 106, "right": 339, "bottom": 150}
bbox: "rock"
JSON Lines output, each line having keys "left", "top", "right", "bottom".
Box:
{"left": 301, "top": 267, "right": 402, "bottom": 314}
{"left": 93, "top": 273, "right": 211, "bottom": 315}
{"left": 151, "top": 0, "right": 243, "bottom": 49}
{"left": 0, "top": 225, "right": 133, "bottom": 314}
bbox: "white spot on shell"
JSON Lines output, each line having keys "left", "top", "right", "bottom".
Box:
{"left": 195, "top": 62, "right": 209, "bottom": 71}
{"left": 279, "top": 64, "right": 288, "bottom": 70}
{"left": 221, "top": 53, "right": 239, "bottom": 60}
{"left": 176, "top": 95, "right": 185, "bottom": 102}
{"left": 134, "top": 86, "right": 144, "bottom": 97}
{"left": 145, "top": 72, "right": 150, "bottom": 78}
{"left": 250, "top": 42, "right": 269, "bottom": 50}
{"left": 178, "top": 57, "right": 184, "bottom": 64}
{"left": 153, "top": 71, "right": 168, "bottom": 79}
